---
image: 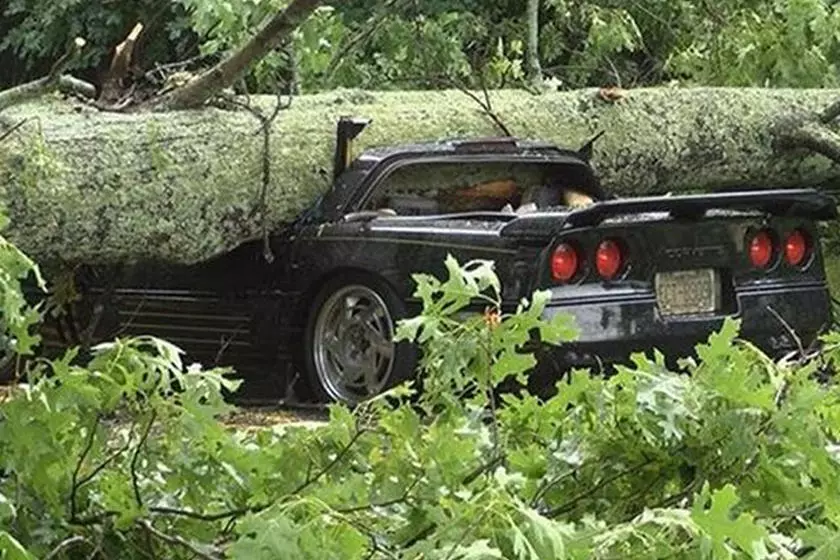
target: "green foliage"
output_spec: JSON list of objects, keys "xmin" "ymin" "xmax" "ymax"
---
[
  {"xmin": 5, "ymin": 0, "xmax": 840, "ymax": 92},
  {"xmin": 0, "ymin": 0, "xmax": 196, "ymax": 88},
  {"xmin": 2, "ymin": 238, "xmax": 840, "ymax": 558},
  {"xmin": 0, "ymin": 210, "xmax": 43, "ymax": 376}
]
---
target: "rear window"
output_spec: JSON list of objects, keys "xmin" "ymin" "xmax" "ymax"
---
[{"xmin": 363, "ymin": 160, "xmax": 597, "ymax": 216}]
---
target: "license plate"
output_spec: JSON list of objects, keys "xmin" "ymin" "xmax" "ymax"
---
[{"xmin": 655, "ymin": 269, "xmax": 721, "ymax": 316}]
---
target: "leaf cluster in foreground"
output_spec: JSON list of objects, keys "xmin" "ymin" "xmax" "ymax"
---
[{"xmin": 1, "ymin": 248, "xmax": 840, "ymax": 559}]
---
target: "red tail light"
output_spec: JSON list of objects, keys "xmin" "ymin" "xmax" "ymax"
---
[
  {"xmin": 748, "ymin": 230, "xmax": 774, "ymax": 269},
  {"xmin": 784, "ymin": 229, "xmax": 809, "ymax": 266},
  {"xmin": 551, "ymin": 243, "xmax": 579, "ymax": 282},
  {"xmin": 595, "ymin": 239, "xmax": 623, "ymax": 279}
]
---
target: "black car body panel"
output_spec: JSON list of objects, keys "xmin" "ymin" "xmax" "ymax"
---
[{"xmin": 31, "ymin": 129, "xmax": 838, "ymax": 400}]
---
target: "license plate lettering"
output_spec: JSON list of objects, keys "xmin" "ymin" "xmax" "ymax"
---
[{"xmin": 655, "ymin": 269, "xmax": 721, "ymax": 316}]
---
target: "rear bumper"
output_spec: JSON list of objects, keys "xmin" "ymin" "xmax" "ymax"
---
[{"xmin": 537, "ymin": 280, "xmax": 831, "ymax": 373}]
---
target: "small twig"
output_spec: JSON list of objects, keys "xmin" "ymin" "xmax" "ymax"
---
[
  {"xmin": 443, "ymin": 506, "xmax": 493, "ymax": 560},
  {"xmin": 545, "ymin": 459, "xmax": 652, "ymax": 518},
  {"xmin": 462, "ymin": 454, "xmax": 506, "ymax": 486},
  {"xmin": 150, "ymin": 505, "xmax": 250, "ymax": 522},
  {"xmin": 423, "ymin": 74, "xmax": 513, "ymax": 137},
  {"xmin": 214, "ymin": 323, "xmax": 247, "ymax": 366},
  {"xmin": 150, "ymin": 426, "xmax": 368, "ymax": 529},
  {"xmin": 132, "ymin": 410, "xmax": 158, "ymax": 508},
  {"xmin": 400, "ymin": 455, "xmax": 506, "ymax": 549},
  {"xmin": 146, "ymin": 52, "xmax": 225, "ymax": 83},
  {"xmin": 766, "ymin": 305, "xmax": 805, "ymax": 358},
  {"xmin": 138, "ymin": 520, "xmax": 222, "ymax": 560},
  {"xmin": 213, "ymin": 91, "xmax": 292, "ymax": 263},
  {"xmin": 322, "ymin": 0, "xmax": 410, "ymax": 82},
  {"xmin": 0, "ymin": 118, "xmax": 30, "ymax": 144},
  {"xmin": 334, "ymin": 476, "xmax": 421, "ymax": 514},
  {"xmin": 341, "ymin": 517, "xmax": 400, "ymax": 560},
  {"xmin": 606, "ymin": 57, "xmax": 622, "ymax": 88},
  {"xmin": 69, "ymin": 416, "xmax": 102, "ymax": 519},
  {"xmin": 75, "ymin": 442, "xmax": 132, "ymax": 491},
  {"xmin": 476, "ymin": 71, "xmax": 513, "ymax": 137},
  {"xmin": 45, "ymin": 536, "xmax": 90, "ymax": 560},
  {"xmin": 292, "ymin": 427, "xmax": 367, "ymax": 495},
  {"xmin": 530, "ymin": 469, "xmax": 579, "ymax": 508}
]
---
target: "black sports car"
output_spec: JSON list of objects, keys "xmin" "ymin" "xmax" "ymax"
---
[{"xmin": 38, "ymin": 118, "xmax": 838, "ymax": 405}]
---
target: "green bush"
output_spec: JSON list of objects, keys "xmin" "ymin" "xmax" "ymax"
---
[{"xmin": 1, "ymin": 231, "xmax": 840, "ymax": 557}]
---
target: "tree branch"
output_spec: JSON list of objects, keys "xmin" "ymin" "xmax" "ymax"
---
[
  {"xmin": 544, "ymin": 458, "xmax": 654, "ymax": 519},
  {"xmin": 151, "ymin": 0, "xmax": 324, "ymax": 110},
  {"xmin": 291, "ymin": 427, "xmax": 367, "ymax": 495},
  {"xmin": 138, "ymin": 520, "xmax": 222, "ymax": 560},
  {"xmin": 525, "ymin": 0, "xmax": 543, "ymax": 88},
  {"xmin": 132, "ymin": 411, "xmax": 158, "ymax": 509},
  {"xmin": 44, "ymin": 536, "xmax": 90, "ymax": 560},
  {"xmin": 149, "ymin": 426, "xmax": 368, "ymax": 527},
  {"xmin": 333, "ymin": 476, "xmax": 421, "ymax": 514},
  {"xmin": 779, "ymin": 121, "xmax": 840, "ymax": 164},
  {"xmin": 0, "ymin": 38, "xmax": 88, "ymax": 111},
  {"xmin": 100, "ymin": 23, "xmax": 145, "ymax": 104},
  {"xmin": 69, "ymin": 416, "xmax": 101, "ymax": 520},
  {"xmin": 400, "ymin": 455, "xmax": 506, "ymax": 549},
  {"xmin": 322, "ymin": 0, "xmax": 409, "ymax": 83},
  {"xmin": 821, "ymin": 98, "xmax": 840, "ymax": 123}
]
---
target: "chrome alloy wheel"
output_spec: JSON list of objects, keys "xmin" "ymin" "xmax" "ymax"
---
[{"xmin": 312, "ymin": 284, "xmax": 396, "ymax": 404}]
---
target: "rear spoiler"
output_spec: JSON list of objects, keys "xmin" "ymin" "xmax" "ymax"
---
[{"xmin": 500, "ymin": 189, "xmax": 838, "ymax": 239}]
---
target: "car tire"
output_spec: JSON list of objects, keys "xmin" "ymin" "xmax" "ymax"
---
[
  {"xmin": 302, "ymin": 273, "xmax": 418, "ymax": 406},
  {"xmin": 0, "ymin": 353, "xmax": 15, "ymax": 384}
]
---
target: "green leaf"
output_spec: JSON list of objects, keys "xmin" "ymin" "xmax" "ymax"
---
[
  {"xmin": 0, "ymin": 494, "xmax": 14, "ymax": 524},
  {"xmin": 797, "ymin": 524, "xmax": 840, "ymax": 559},
  {"xmin": 691, "ymin": 484, "xmax": 769, "ymax": 558},
  {"xmin": 447, "ymin": 539, "xmax": 505, "ymax": 559},
  {"xmin": 228, "ymin": 513, "xmax": 303, "ymax": 559},
  {"xmin": 0, "ymin": 532, "xmax": 35, "ymax": 560}
]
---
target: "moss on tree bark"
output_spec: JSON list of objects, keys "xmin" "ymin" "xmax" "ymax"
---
[{"xmin": 1, "ymin": 87, "xmax": 839, "ymax": 265}]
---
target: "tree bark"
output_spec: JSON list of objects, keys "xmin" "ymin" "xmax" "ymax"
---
[
  {"xmin": 1, "ymin": 87, "xmax": 840, "ymax": 266},
  {"xmin": 150, "ymin": 0, "xmax": 325, "ymax": 110},
  {"xmin": 526, "ymin": 0, "xmax": 542, "ymax": 88}
]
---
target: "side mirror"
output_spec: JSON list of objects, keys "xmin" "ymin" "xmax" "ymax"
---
[{"xmin": 333, "ymin": 116, "xmax": 371, "ymax": 181}]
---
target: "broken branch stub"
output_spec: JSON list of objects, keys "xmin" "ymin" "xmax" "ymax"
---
[
  {"xmin": 99, "ymin": 23, "xmax": 146, "ymax": 104},
  {"xmin": 0, "ymin": 38, "xmax": 88, "ymax": 111}
]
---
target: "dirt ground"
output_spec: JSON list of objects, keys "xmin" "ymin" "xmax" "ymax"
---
[{"xmin": 0, "ymin": 382, "xmax": 328, "ymax": 429}]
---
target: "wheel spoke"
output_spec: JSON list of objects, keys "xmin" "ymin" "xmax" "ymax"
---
[
  {"xmin": 363, "ymin": 360, "xmax": 381, "ymax": 393},
  {"xmin": 362, "ymin": 321, "xmax": 393, "ymax": 359},
  {"xmin": 343, "ymin": 294, "xmax": 361, "ymax": 320},
  {"xmin": 322, "ymin": 333, "xmax": 347, "ymax": 372},
  {"xmin": 343, "ymin": 364, "xmax": 367, "ymax": 386},
  {"xmin": 357, "ymin": 303, "xmax": 383, "ymax": 324}
]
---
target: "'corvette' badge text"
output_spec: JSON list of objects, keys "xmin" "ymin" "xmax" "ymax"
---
[{"xmin": 662, "ymin": 245, "xmax": 726, "ymax": 260}]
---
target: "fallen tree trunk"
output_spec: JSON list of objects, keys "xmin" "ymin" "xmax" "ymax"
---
[{"xmin": 2, "ymin": 86, "xmax": 840, "ymax": 266}]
